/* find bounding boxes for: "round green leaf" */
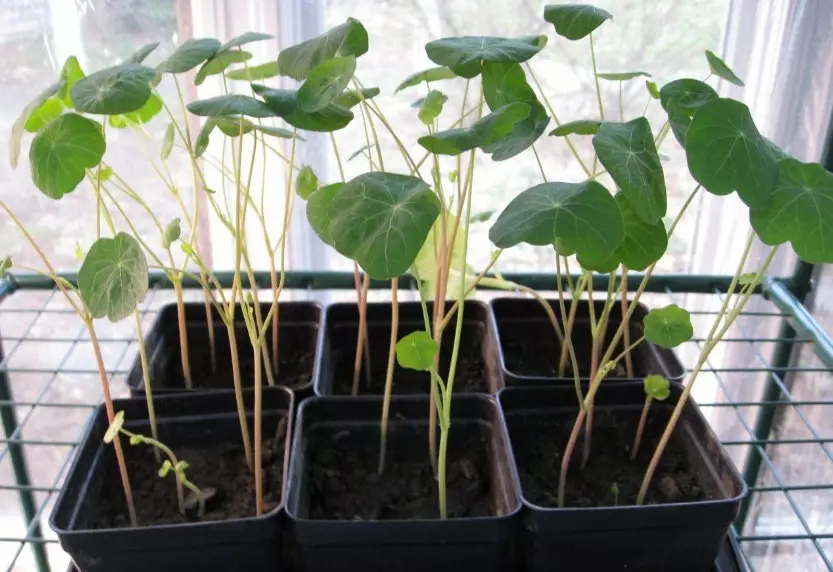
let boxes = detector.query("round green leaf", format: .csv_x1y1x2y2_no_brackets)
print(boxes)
543,4,612,40
9,81,64,168
738,272,757,286
613,192,667,271
24,97,64,133
750,158,833,263
685,98,777,208
396,331,439,371
195,50,253,85
162,218,182,249
646,80,660,100
187,94,275,118
705,50,744,87
220,32,273,52
418,90,445,125
298,56,357,113
425,35,547,79
29,113,105,199
396,66,457,92
108,93,163,128
58,56,86,107
225,61,280,81
78,232,149,322
296,166,319,199
161,122,175,160
157,38,221,74
325,172,442,278
643,375,671,401
593,117,667,224
70,63,156,115
643,304,693,349
596,71,651,81
103,410,125,444
659,79,718,147
253,85,354,132
550,119,604,137
278,18,368,81
418,102,530,156
306,182,343,246
489,180,624,270
333,87,380,109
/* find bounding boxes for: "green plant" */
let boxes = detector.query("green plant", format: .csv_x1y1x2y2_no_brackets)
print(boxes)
631,375,671,460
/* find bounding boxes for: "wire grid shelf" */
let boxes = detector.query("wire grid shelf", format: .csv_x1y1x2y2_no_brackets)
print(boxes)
0,275,832,572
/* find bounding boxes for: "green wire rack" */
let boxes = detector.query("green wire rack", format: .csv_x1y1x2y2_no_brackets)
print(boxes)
1,266,832,572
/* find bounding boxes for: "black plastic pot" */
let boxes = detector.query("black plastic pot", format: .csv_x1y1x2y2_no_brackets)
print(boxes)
315,300,502,396
498,382,747,572
285,394,521,572
490,297,685,386
50,387,294,572
126,301,322,398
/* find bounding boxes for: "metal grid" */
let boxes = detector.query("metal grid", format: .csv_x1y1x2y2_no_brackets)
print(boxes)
1,273,832,572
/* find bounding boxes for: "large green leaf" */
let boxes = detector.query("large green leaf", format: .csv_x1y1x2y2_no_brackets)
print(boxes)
643,304,693,349
278,18,368,81
109,93,163,127
252,85,354,132
705,50,744,87
686,98,777,208
489,180,624,270
333,87,380,109
78,232,149,322
613,192,667,271
187,94,275,118
306,183,343,245
593,118,666,224
225,61,280,81
543,4,612,40
481,61,549,160
70,63,156,114
596,71,651,81
195,50,253,85
549,119,604,136
395,66,457,92
24,97,64,133
220,32,273,52
325,172,442,278
425,35,547,79
29,113,105,199
659,79,718,146
298,56,357,112
126,42,159,64
750,159,833,263
396,331,438,371
418,102,530,156
157,38,222,74
418,90,445,125
9,82,64,168
58,57,85,107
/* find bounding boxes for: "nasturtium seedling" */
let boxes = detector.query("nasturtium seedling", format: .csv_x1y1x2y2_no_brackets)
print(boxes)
425,35,548,78
162,218,182,249
596,71,651,81
395,331,438,371
278,18,368,81
252,85,354,132
58,56,86,107
643,304,693,349
78,232,149,322
418,90,445,125
187,94,276,118
225,60,280,81
103,411,125,444
157,38,222,74
396,66,457,92
29,113,106,199
298,56,357,112
70,63,156,115
643,375,671,401
550,119,605,136
418,102,530,156
296,166,319,199
543,4,612,40
705,50,744,87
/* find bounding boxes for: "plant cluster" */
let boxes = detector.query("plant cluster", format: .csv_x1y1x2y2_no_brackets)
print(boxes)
2,2,832,526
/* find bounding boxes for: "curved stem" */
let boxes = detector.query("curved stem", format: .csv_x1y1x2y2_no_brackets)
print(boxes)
352,270,371,395
621,266,634,377
631,397,652,460
378,278,399,475
558,272,587,376
173,279,193,389
589,32,604,175
556,255,584,411
133,311,160,463
254,339,264,515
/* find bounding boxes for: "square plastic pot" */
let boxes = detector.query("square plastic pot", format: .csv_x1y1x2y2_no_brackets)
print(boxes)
126,301,322,398
50,387,293,572
315,300,502,395
498,382,746,572
490,297,685,386
285,394,521,572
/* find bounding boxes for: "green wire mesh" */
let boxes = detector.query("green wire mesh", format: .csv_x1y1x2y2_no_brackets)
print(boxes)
1,274,832,572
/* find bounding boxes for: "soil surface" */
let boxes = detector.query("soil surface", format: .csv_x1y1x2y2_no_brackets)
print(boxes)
330,321,489,394
306,423,495,520
498,319,650,379
506,407,708,507
92,418,287,528
152,324,316,390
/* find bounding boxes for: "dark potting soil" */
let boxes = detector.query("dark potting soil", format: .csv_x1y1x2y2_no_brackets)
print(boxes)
330,322,488,394
161,324,316,390
92,419,287,528
507,407,707,507
306,423,495,520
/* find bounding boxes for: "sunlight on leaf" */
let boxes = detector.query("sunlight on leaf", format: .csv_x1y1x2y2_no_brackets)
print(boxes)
9,81,64,168
58,56,85,107
24,97,64,133
108,93,163,128
643,304,693,348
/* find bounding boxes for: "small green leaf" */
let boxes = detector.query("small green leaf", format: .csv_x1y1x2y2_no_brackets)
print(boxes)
489,180,624,271
738,272,757,285
126,42,160,64
418,90,445,125
194,119,215,158
158,38,222,74
98,165,113,182
593,117,666,224
705,50,744,87
9,81,64,168
161,123,175,160
220,32,273,52
550,119,604,136
750,158,833,263
643,304,693,349
643,375,671,401
298,56,357,113
396,331,438,371
596,71,651,81
162,218,182,249
78,232,149,322
24,97,64,133
543,4,612,40
418,102,530,156
411,94,449,109
158,459,173,478
612,192,667,271
108,93,163,128
646,80,660,99
29,113,105,199
0,257,12,275
74,243,84,262
196,50,253,85
213,116,256,136
257,125,297,139
225,60,280,81
71,63,156,115
333,87,380,109
296,166,319,199
278,18,368,80
348,143,377,162
396,67,457,92
187,94,275,118
685,98,777,208
129,434,143,445
253,85,354,132
306,182,343,246
659,78,718,146
58,56,86,107
103,411,125,444
471,210,495,223
425,35,547,78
